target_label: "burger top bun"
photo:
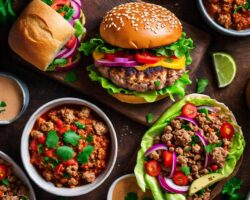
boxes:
[100,2,182,49]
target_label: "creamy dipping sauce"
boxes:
[0,76,23,121]
[112,176,153,200]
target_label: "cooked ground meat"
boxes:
[95,66,185,92]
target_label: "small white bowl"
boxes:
[0,151,36,200]
[21,98,118,197]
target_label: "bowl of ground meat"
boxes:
[0,151,36,200]
[134,94,245,200]
[197,0,250,36]
[21,98,118,196]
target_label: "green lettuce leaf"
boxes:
[87,65,191,102]
[134,94,245,200]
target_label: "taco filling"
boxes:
[134,94,245,200]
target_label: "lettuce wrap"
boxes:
[134,94,245,200]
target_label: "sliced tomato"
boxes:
[55,164,64,174]
[30,139,38,152]
[66,35,77,49]
[163,151,173,167]
[220,122,234,139]
[210,164,219,171]
[63,159,77,166]
[59,126,67,134]
[145,160,161,177]
[173,171,188,186]
[38,135,46,144]
[135,52,161,64]
[181,103,197,118]
[0,164,8,181]
[56,119,64,129]
[70,124,77,131]
[170,55,178,59]
[51,0,70,10]
[104,53,115,61]
[45,149,55,158]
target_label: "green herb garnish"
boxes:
[154,80,161,87]
[46,130,59,148]
[65,71,78,83]
[146,113,154,123]
[63,130,80,146]
[125,192,138,200]
[198,108,209,117]
[63,173,71,178]
[86,135,93,143]
[77,145,94,164]
[51,58,67,66]
[182,124,192,131]
[74,121,85,129]
[38,144,43,154]
[222,177,243,200]
[44,156,59,168]
[42,0,54,6]
[1,178,9,186]
[205,141,223,154]
[56,146,74,161]
[233,0,250,14]
[0,101,6,107]
[190,135,200,146]
[180,166,190,175]
[197,188,206,195]
[196,78,208,93]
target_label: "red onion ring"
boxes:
[197,106,217,113]
[95,59,138,67]
[176,116,198,126]
[168,152,176,178]
[144,144,168,157]
[196,131,210,168]
[71,0,81,19]
[56,39,79,59]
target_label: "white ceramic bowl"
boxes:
[21,98,118,196]
[0,151,36,200]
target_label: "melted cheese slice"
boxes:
[92,51,186,70]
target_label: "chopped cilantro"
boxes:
[42,0,54,5]
[63,130,80,146]
[197,188,206,195]
[182,124,192,131]
[86,135,93,143]
[56,146,74,161]
[77,145,94,164]
[144,156,150,162]
[190,135,200,146]
[198,108,209,117]
[180,166,190,175]
[65,71,77,83]
[234,0,250,14]
[44,156,59,168]
[38,144,43,154]
[1,179,9,186]
[74,121,85,129]
[205,141,223,154]
[196,78,208,93]
[0,101,6,107]
[125,192,138,200]
[222,177,243,200]
[63,172,71,178]
[46,130,59,148]
[146,113,154,123]
[154,80,161,87]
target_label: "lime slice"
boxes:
[212,52,237,88]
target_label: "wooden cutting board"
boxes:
[9,0,211,126]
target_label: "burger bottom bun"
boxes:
[111,93,167,104]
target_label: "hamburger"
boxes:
[8,0,86,71]
[79,2,194,104]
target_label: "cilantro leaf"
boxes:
[198,108,209,116]
[190,135,200,146]
[222,177,243,200]
[74,121,85,129]
[38,144,43,154]
[196,78,209,93]
[182,124,192,131]
[56,146,74,161]
[154,80,161,87]
[146,113,154,123]
[86,135,93,143]
[180,166,190,175]
[46,130,59,148]
[1,179,9,186]
[77,145,94,164]
[65,71,77,83]
[205,141,223,154]
[63,130,80,146]
[0,101,6,107]
[125,192,138,200]
[233,0,250,14]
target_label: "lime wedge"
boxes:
[212,52,237,88]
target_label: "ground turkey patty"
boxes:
[96,66,185,92]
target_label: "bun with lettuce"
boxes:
[134,94,245,199]
[8,0,86,71]
[79,2,194,104]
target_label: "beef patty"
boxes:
[95,66,185,92]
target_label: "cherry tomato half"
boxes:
[163,151,173,167]
[181,103,197,118]
[66,35,77,49]
[135,52,161,64]
[173,171,188,186]
[210,164,219,171]
[220,122,235,139]
[38,135,46,144]
[104,53,115,61]
[145,160,161,177]
[0,164,8,181]
[63,159,77,166]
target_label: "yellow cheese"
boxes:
[92,51,186,70]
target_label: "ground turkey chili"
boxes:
[29,105,110,188]
[144,103,236,200]
[0,159,29,199]
[205,0,250,30]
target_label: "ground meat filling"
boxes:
[96,66,185,92]
[151,107,232,199]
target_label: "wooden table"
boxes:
[0,0,250,199]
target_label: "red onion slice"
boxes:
[196,131,210,168]
[197,106,217,113]
[158,175,173,193]
[72,0,82,7]
[56,39,79,59]
[69,18,76,26]
[144,144,168,157]
[168,152,176,178]
[114,57,129,62]
[95,59,138,67]
[176,116,198,126]
[71,0,81,19]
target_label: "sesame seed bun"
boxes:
[100,2,182,49]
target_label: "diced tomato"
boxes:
[51,0,70,10]
[45,149,55,158]
[56,119,64,129]
[30,139,38,152]
[38,135,46,144]
[30,153,40,165]
[55,164,64,174]
[0,191,4,197]
[170,55,178,59]
[70,124,77,131]
[163,151,173,167]
[66,35,77,49]
[60,178,68,183]
[135,52,161,64]
[104,53,115,61]
[210,164,219,171]
[0,164,8,181]
[173,171,188,186]
[181,103,197,118]
[145,160,161,177]
[63,159,77,166]
[220,122,234,139]
[59,126,67,134]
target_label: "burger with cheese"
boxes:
[8,0,86,71]
[79,2,194,104]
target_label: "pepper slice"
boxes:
[181,103,197,118]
